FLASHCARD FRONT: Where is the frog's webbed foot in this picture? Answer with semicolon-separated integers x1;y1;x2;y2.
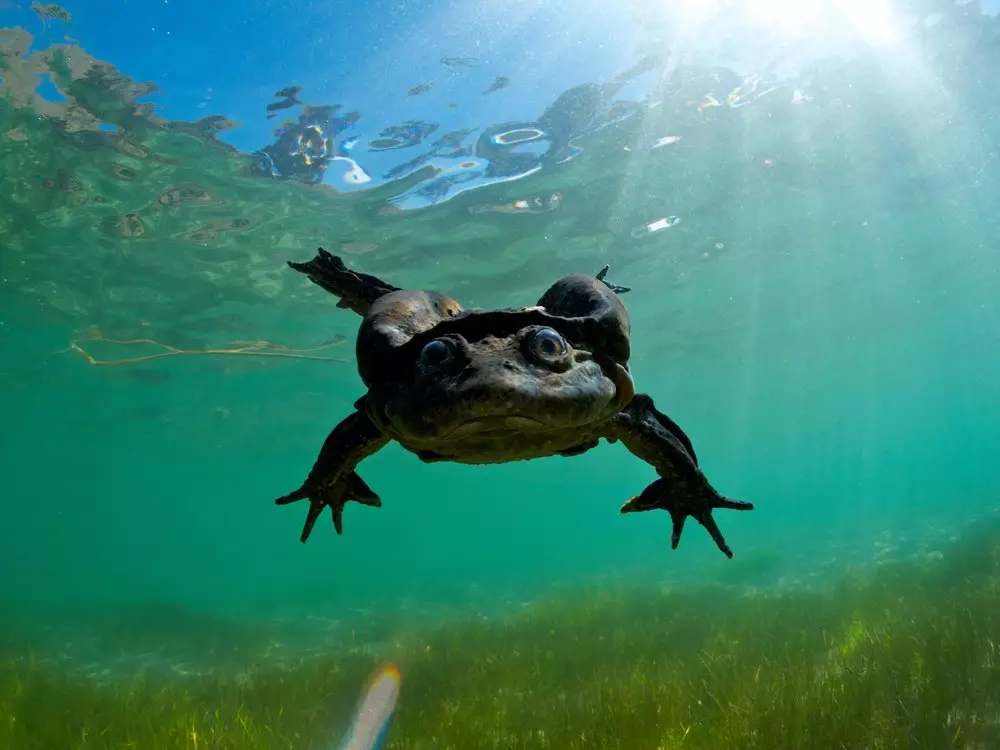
620;479;753;558
274;406;390;542
595;264;631;294
287;248;402;316
608;394;753;558
276;471;381;541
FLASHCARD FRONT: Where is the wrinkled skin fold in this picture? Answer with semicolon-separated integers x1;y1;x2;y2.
276;248;753;558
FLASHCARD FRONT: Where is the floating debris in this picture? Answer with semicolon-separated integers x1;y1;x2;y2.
184;218;250;243
440;56;479;69
70;332;348;366
287;124;328;164
332;156;372;185
337;135;360;156
651;135;681;149
111;162;136;181
696;94;722;112
407;83;434;97
484;76;510;95
109;213;145;239
489;127;544;146
367;121;438;151
625;135;681;152
690;74;781;113
185;229;217;243
112;140;149;159
630;215;680;239
267;85;303;113
32;2;71;24
158;184;216;207
468;192;562;216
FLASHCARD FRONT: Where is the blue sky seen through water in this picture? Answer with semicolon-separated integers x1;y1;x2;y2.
10;0;638;154
19;0;1000;187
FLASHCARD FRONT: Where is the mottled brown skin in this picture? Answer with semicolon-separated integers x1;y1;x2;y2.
276;249;753;557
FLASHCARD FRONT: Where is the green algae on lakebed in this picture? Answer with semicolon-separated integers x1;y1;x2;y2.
2;522;998;750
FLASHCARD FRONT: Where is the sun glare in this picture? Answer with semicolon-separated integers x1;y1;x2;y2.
834;0;904;46
672;0;906;47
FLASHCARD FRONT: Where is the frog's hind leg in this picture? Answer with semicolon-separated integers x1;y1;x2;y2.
287;248;402;316
605;394;753;558
595;264;631;294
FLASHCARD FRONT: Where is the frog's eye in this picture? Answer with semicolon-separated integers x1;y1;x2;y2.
529;327;568;361
418;338;454;370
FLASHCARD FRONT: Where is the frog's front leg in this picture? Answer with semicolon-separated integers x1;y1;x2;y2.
275;400;391;542
604;394;753;558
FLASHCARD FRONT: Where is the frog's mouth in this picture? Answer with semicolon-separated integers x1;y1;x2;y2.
441;415;547;439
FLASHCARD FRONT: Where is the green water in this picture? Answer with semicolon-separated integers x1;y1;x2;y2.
3;2;1000;747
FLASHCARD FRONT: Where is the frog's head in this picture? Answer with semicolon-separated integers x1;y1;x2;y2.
356;275;633;460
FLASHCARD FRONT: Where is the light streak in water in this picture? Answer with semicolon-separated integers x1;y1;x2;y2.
339;663;402;750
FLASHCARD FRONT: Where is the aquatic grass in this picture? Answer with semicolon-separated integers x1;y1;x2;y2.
1;527;999;749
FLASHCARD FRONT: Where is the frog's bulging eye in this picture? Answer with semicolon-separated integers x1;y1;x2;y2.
419;338;454;370
529;327;568;361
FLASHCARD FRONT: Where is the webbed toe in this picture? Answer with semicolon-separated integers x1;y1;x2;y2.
276;471;382;541
620;478;753;558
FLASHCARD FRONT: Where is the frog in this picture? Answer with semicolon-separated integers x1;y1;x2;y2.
275;249;753;557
